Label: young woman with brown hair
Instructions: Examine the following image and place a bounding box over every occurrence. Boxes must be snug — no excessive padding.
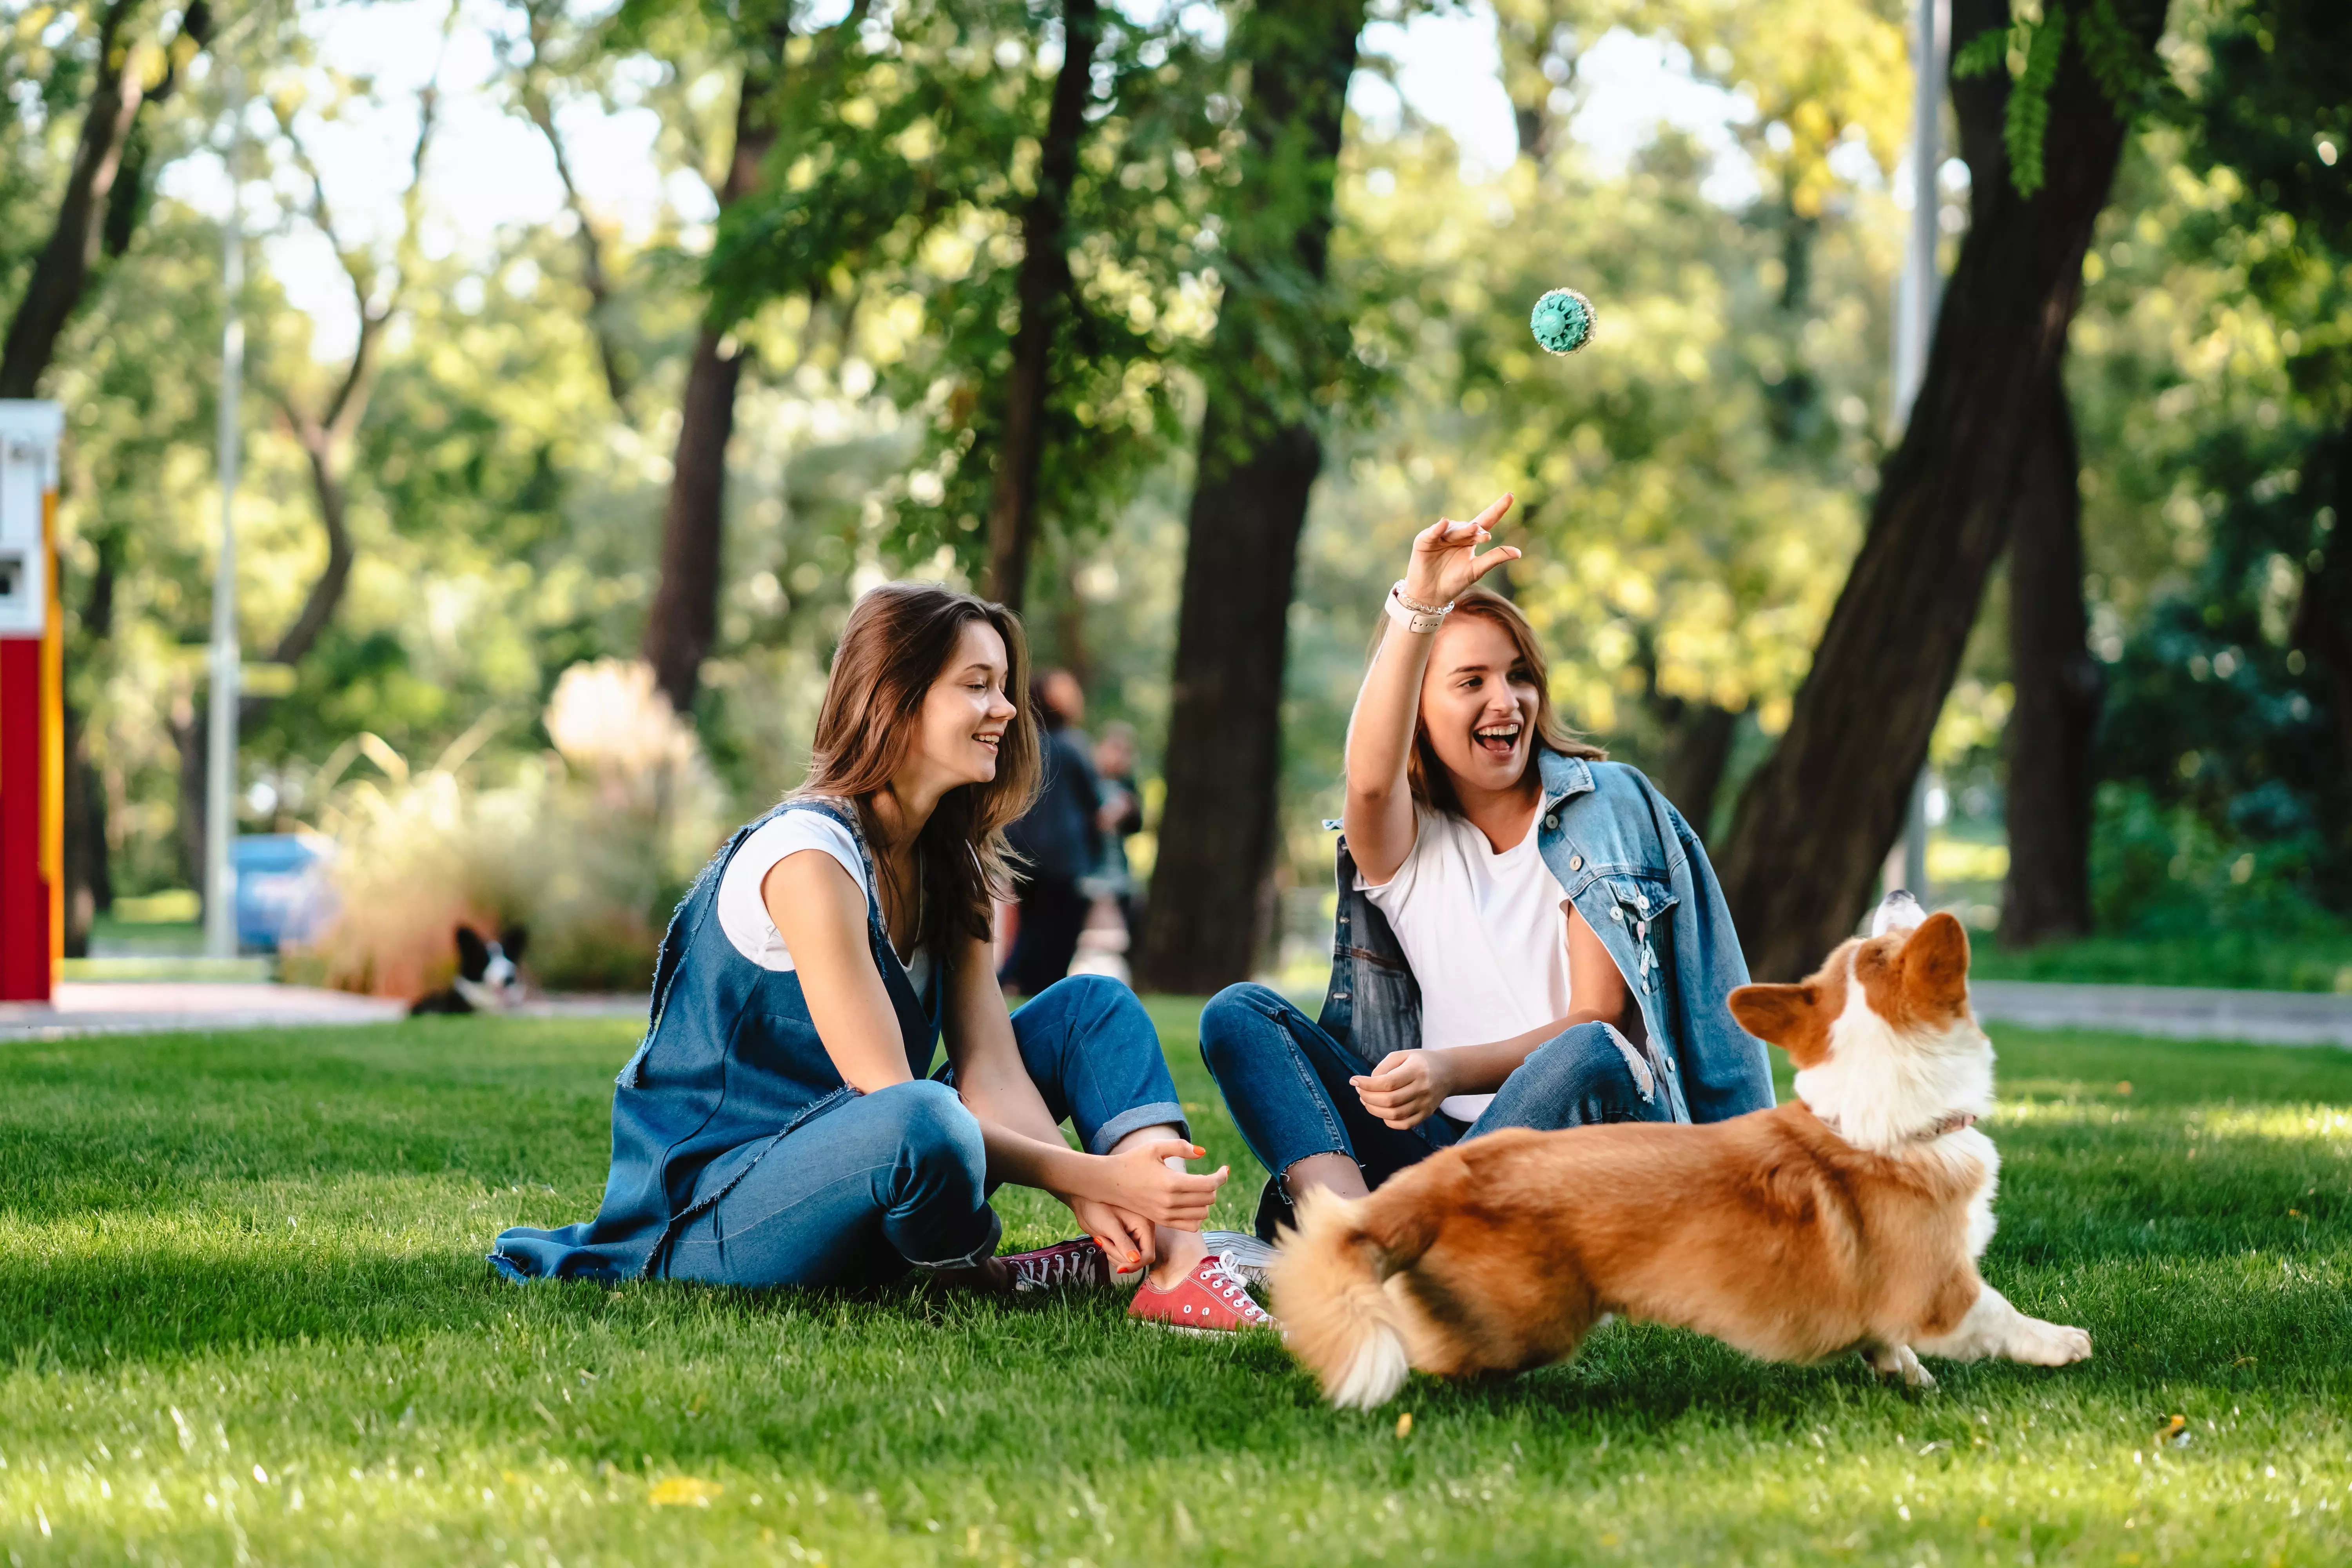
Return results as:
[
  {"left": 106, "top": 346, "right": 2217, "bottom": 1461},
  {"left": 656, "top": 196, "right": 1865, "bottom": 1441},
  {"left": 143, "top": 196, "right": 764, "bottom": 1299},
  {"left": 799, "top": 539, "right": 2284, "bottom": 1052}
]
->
[
  {"left": 495, "top": 584, "right": 1270, "bottom": 1329},
  {"left": 1199, "top": 497, "right": 1775, "bottom": 1245}
]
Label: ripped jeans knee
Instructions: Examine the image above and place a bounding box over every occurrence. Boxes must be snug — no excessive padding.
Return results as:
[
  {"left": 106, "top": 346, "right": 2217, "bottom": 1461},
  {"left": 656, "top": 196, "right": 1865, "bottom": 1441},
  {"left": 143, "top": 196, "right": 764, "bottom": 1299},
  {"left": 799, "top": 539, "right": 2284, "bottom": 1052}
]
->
[{"left": 1469, "top": 1021, "right": 1675, "bottom": 1135}]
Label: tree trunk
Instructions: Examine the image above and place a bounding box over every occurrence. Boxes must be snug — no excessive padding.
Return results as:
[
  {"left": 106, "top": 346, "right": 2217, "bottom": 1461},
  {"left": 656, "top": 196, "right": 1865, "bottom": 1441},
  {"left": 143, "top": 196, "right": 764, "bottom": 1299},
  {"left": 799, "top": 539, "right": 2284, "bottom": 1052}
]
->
[
  {"left": 644, "top": 327, "right": 745, "bottom": 713},
  {"left": 1713, "top": 0, "right": 2164, "bottom": 980},
  {"left": 2293, "top": 419, "right": 2352, "bottom": 799},
  {"left": 982, "top": 0, "right": 1101, "bottom": 610},
  {"left": 1652, "top": 699, "right": 1741, "bottom": 841},
  {"left": 641, "top": 3, "right": 835, "bottom": 716},
  {"left": 172, "top": 700, "right": 204, "bottom": 896},
  {"left": 0, "top": 0, "right": 143, "bottom": 396},
  {"left": 1135, "top": 416, "right": 1323, "bottom": 989},
  {"left": 2001, "top": 370, "right": 2100, "bottom": 946},
  {"left": 516, "top": 0, "right": 633, "bottom": 410},
  {"left": 269, "top": 434, "right": 356, "bottom": 669},
  {"left": 61, "top": 528, "right": 120, "bottom": 956},
  {"left": 1132, "top": 0, "right": 1365, "bottom": 994}
]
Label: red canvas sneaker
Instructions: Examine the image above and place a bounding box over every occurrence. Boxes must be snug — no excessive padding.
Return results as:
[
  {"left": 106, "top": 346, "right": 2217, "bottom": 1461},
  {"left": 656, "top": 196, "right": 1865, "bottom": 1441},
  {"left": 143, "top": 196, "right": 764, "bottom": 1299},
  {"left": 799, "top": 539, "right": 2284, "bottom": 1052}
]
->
[
  {"left": 1002, "top": 1238, "right": 1115, "bottom": 1294},
  {"left": 1127, "top": 1250, "right": 1275, "bottom": 1334}
]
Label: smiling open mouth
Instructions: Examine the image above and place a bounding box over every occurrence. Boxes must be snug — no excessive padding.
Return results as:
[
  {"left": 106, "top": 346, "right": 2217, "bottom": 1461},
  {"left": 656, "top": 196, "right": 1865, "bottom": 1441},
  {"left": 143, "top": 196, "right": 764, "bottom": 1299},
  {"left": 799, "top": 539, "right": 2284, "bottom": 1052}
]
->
[{"left": 1474, "top": 722, "right": 1521, "bottom": 756}]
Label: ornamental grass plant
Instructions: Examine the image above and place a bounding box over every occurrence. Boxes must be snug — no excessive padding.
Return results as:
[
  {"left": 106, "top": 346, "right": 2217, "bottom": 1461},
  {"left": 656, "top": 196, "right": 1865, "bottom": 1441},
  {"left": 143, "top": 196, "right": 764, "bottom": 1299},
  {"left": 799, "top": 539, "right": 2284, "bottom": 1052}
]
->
[{"left": 291, "top": 659, "right": 727, "bottom": 998}]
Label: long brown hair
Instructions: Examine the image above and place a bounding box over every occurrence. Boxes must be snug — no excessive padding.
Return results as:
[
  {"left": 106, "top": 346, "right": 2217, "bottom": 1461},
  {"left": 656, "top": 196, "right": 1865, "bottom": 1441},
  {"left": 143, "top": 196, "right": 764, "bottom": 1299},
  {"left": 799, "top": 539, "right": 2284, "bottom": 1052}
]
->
[
  {"left": 795, "top": 583, "right": 1041, "bottom": 957},
  {"left": 1372, "top": 586, "right": 1605, "bottom": 816}
]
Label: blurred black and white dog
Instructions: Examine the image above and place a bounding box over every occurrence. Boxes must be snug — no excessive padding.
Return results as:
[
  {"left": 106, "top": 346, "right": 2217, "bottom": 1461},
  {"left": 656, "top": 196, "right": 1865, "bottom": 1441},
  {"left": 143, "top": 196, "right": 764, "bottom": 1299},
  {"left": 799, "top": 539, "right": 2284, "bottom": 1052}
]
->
[{"left": 409, "top": 925, "right": 530, "bottom": 1016}]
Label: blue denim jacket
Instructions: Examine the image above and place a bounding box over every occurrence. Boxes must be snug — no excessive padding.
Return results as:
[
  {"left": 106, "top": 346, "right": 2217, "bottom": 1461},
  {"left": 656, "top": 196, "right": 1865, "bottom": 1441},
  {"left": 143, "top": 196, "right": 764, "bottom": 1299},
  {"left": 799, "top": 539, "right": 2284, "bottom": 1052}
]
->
[
  {"left": 490, "top": 798, "right": 936, "bottom": 1282},
  {"left": 1317, "top": 750, "right": 1773, "bottom": 1123}
]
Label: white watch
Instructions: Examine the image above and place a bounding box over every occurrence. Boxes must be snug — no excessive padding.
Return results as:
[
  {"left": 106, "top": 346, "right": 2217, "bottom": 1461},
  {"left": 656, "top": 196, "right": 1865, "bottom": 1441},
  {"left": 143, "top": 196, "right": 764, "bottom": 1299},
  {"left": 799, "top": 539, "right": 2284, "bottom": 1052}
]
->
[{"left": 1387, "top": 581, "right": 1452, "bottom": 635}]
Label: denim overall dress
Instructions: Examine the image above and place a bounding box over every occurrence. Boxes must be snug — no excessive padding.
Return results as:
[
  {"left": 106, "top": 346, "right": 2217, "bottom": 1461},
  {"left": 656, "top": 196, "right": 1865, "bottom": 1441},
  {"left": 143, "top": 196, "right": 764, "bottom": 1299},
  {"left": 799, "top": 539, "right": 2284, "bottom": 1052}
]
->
[{"left": 490, "top": 799, "right": 937, "bottom": 1283}]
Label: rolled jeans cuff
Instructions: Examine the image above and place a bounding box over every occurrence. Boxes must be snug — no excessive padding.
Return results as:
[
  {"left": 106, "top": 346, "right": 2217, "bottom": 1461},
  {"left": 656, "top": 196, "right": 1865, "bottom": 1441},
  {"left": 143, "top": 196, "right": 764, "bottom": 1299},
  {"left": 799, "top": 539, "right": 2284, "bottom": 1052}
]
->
[
  {"left": 1087, "top": 1100, "right": 1190, "bottom": 1157},
  {"left": 903, "top": 1204, "right": 1004, "bottom": 1272}
]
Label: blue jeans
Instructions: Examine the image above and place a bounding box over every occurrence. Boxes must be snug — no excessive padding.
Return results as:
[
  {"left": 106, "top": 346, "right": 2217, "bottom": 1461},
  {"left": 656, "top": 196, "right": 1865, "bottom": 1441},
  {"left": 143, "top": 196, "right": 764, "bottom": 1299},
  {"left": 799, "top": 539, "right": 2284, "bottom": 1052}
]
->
[
  {"left": 1198, "top": 982, "right": 1670, "bottom": 1206},
  {"left": 661, "top": 975, "right": 1185, "bottom": 1288}
]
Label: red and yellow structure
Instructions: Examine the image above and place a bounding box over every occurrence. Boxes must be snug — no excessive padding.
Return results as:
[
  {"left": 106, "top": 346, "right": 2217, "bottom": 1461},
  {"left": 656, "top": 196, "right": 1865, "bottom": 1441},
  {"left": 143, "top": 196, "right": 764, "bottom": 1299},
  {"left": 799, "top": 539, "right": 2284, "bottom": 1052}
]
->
[{"left": 0, "top": 402, "right": 65, "bottom": 1002}]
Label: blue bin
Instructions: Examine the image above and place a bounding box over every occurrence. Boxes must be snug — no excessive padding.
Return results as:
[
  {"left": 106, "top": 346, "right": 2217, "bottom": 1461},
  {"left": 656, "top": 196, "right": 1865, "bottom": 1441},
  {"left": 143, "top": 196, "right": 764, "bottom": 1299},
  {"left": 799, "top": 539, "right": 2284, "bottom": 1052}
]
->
[{"left": 231, "top": 833, "right": 336, "bottom": 953}]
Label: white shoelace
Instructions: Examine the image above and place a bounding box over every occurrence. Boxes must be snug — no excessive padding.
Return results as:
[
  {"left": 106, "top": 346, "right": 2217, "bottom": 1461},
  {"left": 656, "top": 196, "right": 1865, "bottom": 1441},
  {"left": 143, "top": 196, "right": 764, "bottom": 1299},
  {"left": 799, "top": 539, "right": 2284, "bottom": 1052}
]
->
[
  {"left": 1012, "top": 1243, "right": 1100, "bottom": 1292},
  {"left": 1204, "top": 1252, "right": 1271, "bottom": 1322}
]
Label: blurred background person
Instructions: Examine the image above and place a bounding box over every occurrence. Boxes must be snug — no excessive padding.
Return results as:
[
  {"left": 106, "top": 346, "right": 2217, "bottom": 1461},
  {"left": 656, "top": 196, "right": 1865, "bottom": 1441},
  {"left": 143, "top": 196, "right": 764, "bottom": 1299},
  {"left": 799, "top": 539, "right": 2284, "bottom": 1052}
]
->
[
  {"left": 1000, "top": 670, "right": 1102, "bottom": 996},
  {"left": 1092, "top": 721, "right": 1145, "bottom": 943}
]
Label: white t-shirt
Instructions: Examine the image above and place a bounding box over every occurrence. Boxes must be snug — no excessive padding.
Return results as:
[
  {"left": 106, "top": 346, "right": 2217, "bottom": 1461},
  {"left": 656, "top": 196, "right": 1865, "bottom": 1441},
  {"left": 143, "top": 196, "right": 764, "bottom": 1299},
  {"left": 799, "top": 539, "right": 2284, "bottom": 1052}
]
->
[
  {"left": 1356, "top": 806, "right": 1573, "bottom": 1121},
  {"left": 715, "top": 811, "right": 934, "bottom": 996}
]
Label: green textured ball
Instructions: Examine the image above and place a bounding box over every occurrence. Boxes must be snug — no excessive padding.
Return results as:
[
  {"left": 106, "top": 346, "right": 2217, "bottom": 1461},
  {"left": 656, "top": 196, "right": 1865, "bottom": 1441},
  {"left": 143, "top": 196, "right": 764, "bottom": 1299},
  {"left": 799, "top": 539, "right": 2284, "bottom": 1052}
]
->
[{"left": 1530, "top": 287, "right": 1595, "bottom": 355}]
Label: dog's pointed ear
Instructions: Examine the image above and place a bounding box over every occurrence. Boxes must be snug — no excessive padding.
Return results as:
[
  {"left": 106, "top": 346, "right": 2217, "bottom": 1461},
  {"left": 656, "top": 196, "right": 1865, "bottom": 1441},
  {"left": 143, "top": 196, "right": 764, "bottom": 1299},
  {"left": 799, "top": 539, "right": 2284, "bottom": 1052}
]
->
[
  {"left": 1899, "top": 912, "right": 1971, "bottom": 1016},
  {"left": 499, "top": 925, "right": 529, "bottom": 963},
  {"left": 1729, "top": 983, "right": 1812, "bottom": 1046},
  {"left": 455, "top": 925, "right": 490, "bottom": 981},
  {"left": 1731, "top": 981, "right": 1836, "bottom": 1067}
]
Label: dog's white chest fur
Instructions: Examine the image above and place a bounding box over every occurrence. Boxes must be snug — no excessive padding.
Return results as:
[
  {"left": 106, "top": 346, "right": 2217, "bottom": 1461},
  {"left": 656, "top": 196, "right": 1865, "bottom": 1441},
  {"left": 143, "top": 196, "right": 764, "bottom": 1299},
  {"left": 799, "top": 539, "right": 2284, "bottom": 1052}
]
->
[{"left": 1792, "top": 951, "right": 2000, "bottom": 1256}]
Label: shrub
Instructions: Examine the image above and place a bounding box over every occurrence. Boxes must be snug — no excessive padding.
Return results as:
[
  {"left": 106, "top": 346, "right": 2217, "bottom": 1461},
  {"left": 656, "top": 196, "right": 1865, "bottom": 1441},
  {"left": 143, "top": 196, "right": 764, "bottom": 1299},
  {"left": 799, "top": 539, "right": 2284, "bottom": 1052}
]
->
[{"left": 293, "top": 660, "right": 726, "bottom": 998}]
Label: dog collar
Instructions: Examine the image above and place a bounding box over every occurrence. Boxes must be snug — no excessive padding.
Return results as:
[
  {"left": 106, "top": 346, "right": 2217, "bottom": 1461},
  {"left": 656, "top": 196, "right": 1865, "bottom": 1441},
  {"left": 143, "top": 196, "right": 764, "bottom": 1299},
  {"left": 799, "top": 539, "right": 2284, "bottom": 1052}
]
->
[{"left": 1816, "top": 1109, "right": 1978, "bottom": 1142}]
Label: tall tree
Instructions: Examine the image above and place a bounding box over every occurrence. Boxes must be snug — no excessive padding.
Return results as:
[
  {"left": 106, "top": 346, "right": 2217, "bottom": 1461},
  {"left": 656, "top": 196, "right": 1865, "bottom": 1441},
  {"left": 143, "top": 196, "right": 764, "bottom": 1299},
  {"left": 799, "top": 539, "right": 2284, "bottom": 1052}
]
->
[
  {"left": 1715, "top": 0, "right": 2169, "bottom": 980},
  {"left": 7, "top": 0, "right": 216, "bottom": 944},
  {"left": 264, "top": 59, "right": 449, "bottom": 673},
  {"left": 642, "top": 0, "right": 857, "bottom": 717},
  {"left": 2000, "top": 369, "right": 2100, "bottom": 944},
  {"left": 982, "top": 0, "right": 1102, "bottom": 609},
  {"left": 1132, "top": 0, "right": 1367, "bottom": 993},
  {"left": 0, "top": 0, "right": 212, "bottom": 396},
  {"left": 502, "top": 0, "right": 635, "bottom": 411}
]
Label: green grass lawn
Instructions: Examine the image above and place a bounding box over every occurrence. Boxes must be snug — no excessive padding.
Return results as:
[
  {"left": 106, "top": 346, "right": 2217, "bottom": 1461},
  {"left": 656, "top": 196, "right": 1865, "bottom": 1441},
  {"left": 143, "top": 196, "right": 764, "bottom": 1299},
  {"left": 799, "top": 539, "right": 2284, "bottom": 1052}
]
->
[
  {"left": 1968, "top": 931, "right": 2352, "bottom": 995},
  {"left": 2, "top": 1001, "right": 2347, "bottom": 1566}
]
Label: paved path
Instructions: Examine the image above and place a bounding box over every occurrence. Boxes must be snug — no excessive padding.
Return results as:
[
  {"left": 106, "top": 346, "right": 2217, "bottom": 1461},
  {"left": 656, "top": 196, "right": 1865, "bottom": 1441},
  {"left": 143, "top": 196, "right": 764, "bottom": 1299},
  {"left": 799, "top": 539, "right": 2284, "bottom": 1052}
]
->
[
  {"left": 0, "top": 984, "right": 641, "bottom": 1042},
  {"left": 3, "top": 980, "right": 2345, "bottom": 1049},
  {"left": 1973, "top": 980, "right": 2352, "bottom": 1047}
]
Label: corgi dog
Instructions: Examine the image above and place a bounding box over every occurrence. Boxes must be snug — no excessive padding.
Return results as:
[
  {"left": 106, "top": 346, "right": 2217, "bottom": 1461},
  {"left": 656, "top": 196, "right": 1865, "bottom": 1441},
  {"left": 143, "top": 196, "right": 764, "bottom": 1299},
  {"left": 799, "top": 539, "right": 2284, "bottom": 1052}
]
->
[
  {"left": 1272, "top": 891, "right": 2091, "bottom": 1408},
  {"left": 408, "top": 924, "right": 530, "bottom": 1016}
]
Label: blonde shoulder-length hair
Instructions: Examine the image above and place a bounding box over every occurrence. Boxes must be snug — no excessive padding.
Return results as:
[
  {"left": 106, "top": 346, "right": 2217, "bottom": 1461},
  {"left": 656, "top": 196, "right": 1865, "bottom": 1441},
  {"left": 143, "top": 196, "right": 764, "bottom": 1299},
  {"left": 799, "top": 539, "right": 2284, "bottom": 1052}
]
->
[
  {"left": 791, "top": 583, "right": 1042, "bottom": 957},
  {"left": 1371, "top": 586, "right": 1605, "bottom": 815}
]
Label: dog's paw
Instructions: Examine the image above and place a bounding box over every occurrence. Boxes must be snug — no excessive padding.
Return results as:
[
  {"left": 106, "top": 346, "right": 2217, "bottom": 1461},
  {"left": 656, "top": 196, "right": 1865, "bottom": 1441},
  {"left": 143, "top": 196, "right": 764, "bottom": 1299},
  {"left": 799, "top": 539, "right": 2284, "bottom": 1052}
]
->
[
  {"left": 2010, "top": 1318, "right": 2093, "bottom": 1367},
  {"left": 1862, "top": 1342, "right": 1936, "bottom": 1389}
]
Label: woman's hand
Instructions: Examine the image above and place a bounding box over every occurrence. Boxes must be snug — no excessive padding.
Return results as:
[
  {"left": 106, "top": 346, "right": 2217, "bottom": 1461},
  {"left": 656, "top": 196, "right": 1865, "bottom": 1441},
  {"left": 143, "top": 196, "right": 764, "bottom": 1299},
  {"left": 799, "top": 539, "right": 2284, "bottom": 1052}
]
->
[
  {"left": 1051, "top": 1139, "right": 1228, "bottom": 1269},
  {"left": 1352, "top": 1050, "right": 1456, "bottom": 1131},
  {"left": 1065, "top": 1196, "right": 1154, "bottom": 1275},
  {"left": 1402, "top": 494, "right": 1521, "bottom": 609}
]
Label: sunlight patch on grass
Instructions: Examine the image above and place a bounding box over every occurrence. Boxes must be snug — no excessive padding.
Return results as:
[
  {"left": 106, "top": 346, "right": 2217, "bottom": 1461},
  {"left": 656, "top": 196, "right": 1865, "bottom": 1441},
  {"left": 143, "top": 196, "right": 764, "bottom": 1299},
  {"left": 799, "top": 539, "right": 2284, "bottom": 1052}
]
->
[
  {"left": 2187, "top": 1106, "right": 2352, "bottom": 1144},
  {"left": 1989, "top": 1097, "right": 2143, "bottom": 1129}
]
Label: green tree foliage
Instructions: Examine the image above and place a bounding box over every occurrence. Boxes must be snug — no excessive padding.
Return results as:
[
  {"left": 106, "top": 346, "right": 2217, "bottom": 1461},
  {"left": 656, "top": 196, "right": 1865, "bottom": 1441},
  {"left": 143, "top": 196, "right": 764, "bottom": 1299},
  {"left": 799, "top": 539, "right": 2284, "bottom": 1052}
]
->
[
  {"left": 702, "top": 0, "right": 1220, "bottom": 582},
  {"left": 2075, "top": 0, "right": 2351, "bottom": 925},
  {"left": 1951, "top": 0, "right": 2172, "bottom": 199}
]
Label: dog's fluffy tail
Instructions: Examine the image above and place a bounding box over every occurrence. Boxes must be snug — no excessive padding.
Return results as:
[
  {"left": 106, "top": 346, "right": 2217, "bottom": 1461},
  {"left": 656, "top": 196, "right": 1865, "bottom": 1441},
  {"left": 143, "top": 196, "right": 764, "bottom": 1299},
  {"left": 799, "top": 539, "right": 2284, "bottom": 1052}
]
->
[{"left": 1270, "top": 1182, "right": 1444, "bottom": 1409}]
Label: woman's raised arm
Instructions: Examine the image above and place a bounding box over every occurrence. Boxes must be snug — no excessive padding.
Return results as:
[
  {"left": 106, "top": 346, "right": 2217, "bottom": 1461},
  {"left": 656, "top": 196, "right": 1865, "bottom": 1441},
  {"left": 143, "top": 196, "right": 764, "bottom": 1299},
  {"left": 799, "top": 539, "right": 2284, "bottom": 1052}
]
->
[{"left": 1342, "top": 493, "right": 1521, "bottom": 884}]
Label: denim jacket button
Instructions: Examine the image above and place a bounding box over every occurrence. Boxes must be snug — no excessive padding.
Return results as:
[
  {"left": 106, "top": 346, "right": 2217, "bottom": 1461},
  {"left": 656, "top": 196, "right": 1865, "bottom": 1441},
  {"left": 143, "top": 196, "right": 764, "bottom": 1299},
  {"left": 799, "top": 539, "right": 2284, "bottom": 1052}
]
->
[
  {"left": 1635, "top": 893, "right": 1650, "bottom": 911},
  {"left": 1544, "top": 814, "right": 1558, "bottom": 831},
  {"left": 1568, "top": 854, "right": 1583, "bottom": 871}
]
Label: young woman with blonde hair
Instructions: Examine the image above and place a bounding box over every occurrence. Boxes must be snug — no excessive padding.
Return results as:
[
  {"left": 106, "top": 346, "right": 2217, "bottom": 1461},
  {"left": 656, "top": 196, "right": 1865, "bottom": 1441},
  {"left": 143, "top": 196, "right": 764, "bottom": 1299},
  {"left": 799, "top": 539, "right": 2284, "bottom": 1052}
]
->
[
  {"left": 1200, "top": 497, "right": 1775, "bottom": 1245},
  {"left": 497, "top": 584, "right": 1269, "bottom": 1330}
]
